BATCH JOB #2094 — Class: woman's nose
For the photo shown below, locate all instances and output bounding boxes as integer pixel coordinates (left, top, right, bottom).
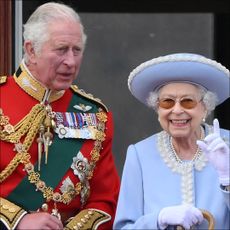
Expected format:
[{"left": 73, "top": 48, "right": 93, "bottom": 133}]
[{"left": 171, "top": 101, "right": 184, "bottom": 113}]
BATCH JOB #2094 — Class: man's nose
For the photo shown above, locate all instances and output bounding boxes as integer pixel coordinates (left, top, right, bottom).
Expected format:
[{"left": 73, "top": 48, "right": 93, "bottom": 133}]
[{"left": 63, "top": 51, "right": 76, "bottom": 66}]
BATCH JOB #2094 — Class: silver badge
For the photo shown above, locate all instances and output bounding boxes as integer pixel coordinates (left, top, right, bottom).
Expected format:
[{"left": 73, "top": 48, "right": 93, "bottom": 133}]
[{"left": 73, "top": 104, "right": 92, "bottom": 112}]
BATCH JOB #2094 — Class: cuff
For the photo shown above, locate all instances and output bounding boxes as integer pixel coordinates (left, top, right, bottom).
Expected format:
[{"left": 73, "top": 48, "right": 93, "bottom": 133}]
[
  {"left": 157, "top": 209, "right": 168, "bottom": 230},
  {"left": 64, "top": 208, "right": 111, "bottom": 230},
  {"left": 220, "top": 184, "right": 230, "bottom": 192},
  {"left": 219, "top": 177, "right": 230, "bottom": 186},
  {"left": 0, "top": 197, "right": 27, "bottom": 229}
]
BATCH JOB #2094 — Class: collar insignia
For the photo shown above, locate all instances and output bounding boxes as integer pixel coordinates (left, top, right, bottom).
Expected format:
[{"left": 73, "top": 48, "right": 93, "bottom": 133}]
[{"left": 14, "top": 60, "right": 65, "bottom": 102}]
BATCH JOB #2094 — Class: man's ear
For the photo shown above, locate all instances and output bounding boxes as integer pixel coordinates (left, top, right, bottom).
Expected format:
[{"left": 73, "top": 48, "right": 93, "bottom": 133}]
[{"left": 24, "top": 41, "right": 37, "bottom": 64}]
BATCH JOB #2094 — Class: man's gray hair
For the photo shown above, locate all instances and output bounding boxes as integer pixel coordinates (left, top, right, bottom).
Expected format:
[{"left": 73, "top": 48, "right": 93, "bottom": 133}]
[{"left": 23, "top": 2, "right": 87, "bottom": 62}]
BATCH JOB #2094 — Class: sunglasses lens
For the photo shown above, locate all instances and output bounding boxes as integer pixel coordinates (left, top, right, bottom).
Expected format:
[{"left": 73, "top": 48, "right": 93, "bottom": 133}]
[
  {"left": 158, "top": 98, "right": 198, "bottom": 109},
  {"left": 180, "top": 98, "right": 198, "bottom": 109},
  {"left": 158, "top": 99, "right": 175, "bottom": 109}
]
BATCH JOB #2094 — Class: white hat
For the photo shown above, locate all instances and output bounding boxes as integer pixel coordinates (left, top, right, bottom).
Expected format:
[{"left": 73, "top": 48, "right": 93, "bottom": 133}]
[{"left": 128, "top": 53, "right": 230, "bottom": 105}]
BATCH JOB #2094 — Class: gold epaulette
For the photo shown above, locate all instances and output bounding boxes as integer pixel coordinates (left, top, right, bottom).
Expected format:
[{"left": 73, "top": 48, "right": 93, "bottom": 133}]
[
  {"left": 0, "top": 76, "right": 7, "bottom": 85},
  {"left": 64, "top": 208, "right": 111, "bottom": 230},
  {"left": 71, "top": 85, "right": 108, "bottom": 112},
  {"left": 0, "top": 197, "right": 27, "bottom": 229}
]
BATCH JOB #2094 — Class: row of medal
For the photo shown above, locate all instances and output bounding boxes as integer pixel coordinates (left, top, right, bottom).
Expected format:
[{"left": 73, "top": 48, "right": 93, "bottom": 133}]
[{"left": 54, "top": 112, "right": 98, "bottom": 139}]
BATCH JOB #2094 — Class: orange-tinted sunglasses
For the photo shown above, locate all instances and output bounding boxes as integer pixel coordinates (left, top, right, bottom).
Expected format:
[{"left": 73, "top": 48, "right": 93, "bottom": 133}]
[{"left": 158, "top": 98, "right": 201, "bottom": 109}]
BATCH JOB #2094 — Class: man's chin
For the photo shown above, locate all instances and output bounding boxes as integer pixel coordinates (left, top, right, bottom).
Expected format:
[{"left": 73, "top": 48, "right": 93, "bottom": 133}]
[{"left": 51, "top": 82, "right": 71, "bottom": 91}]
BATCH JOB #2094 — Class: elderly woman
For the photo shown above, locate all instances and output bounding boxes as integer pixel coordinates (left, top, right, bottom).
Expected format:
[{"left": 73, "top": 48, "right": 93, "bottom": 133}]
[{"left": 113, "top": 53, "right": 229, "bottom": 229}]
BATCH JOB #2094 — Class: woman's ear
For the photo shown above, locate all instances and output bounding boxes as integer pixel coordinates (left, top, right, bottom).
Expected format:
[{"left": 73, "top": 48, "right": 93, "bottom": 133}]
[{"left": 24, "top": 41, "right": 36, "bottom": 64}]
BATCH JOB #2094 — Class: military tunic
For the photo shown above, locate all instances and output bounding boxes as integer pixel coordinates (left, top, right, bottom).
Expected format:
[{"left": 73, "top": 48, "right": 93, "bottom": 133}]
[{"left": 0, "top": 62, "right": 120, "bottom": 229}]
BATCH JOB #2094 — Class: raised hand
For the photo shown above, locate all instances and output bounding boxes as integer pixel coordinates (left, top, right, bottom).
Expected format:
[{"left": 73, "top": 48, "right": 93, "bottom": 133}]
[{"left": 197, "top": 119, "right": 230, "bottom": 185}]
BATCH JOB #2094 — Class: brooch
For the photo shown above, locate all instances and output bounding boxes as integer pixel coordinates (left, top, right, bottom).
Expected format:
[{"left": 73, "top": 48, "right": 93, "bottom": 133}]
[
  {"left": 73, "top": 104, "right": 92, "bottom": 112},
  {"left": 71, "top": 151, "right": 91, "bottom": 205}
]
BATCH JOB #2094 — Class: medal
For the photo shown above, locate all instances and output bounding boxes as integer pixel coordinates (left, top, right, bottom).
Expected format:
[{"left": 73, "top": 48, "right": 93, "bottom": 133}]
[{"left": 54, "top": 112, "right": 98, "bottom": 139}]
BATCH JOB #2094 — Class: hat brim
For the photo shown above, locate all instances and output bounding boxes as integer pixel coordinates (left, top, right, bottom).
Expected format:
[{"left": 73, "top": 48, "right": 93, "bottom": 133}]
[{"left": 129, "top": 57, "right": 230, "bottom": 106}]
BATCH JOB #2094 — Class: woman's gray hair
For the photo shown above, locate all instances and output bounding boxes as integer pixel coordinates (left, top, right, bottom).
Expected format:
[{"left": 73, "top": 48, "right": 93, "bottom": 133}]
[
  {"left": 23, "top": 2, "right": 87, "bottom": 63},
  {"left": 147, "top": 83, "right": 218, "bottom": 115}
]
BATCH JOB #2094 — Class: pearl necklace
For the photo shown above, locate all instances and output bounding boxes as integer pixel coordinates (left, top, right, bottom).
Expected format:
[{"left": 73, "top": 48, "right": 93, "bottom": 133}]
[
  {"left": 157, "top": 126, "right": 210, "bottom": 205},
  {"left": 169, "top": 136, "right": 203, "bottom": 164}
]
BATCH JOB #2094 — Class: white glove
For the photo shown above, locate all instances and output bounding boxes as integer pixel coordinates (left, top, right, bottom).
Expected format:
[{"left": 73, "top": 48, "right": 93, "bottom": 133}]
[
  {"left": 158, "top": 204, "right": 203, "bottom": 229},
  {"left": 197, "top": 119, "right": 230, "bottom": 186}
]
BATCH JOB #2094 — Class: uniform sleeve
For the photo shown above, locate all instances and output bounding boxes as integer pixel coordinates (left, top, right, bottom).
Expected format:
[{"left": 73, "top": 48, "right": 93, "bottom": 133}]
[
  {"left": 0, "top": 197, "right": 27, "bottom": 230},
  {"left": 113, "top": 144, "right": 159, "bottom": 229},
  {"left": 65, "top": 112, "right": 120, "bottom": 230}
]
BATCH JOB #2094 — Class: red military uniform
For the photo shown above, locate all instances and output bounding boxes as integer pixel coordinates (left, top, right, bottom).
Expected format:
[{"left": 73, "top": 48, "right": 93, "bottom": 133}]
[{"left": 0, "top": 62, "right": 120, "bottom": 229}]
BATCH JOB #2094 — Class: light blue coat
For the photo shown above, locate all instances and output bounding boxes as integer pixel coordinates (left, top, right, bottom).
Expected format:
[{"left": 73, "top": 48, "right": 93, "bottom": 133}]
[{"left": 113, "top": 127, "right": 230, "bottom": 229}]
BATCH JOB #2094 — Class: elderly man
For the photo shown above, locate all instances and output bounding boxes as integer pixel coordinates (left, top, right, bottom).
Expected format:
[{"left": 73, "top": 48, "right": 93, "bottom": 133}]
[{"left": 0, "top": 2, "right": 119, "bottom": 230}]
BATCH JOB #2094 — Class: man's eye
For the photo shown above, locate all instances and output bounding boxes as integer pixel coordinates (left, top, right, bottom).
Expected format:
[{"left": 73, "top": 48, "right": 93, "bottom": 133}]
[
  {"left": 57, "top": 47, "right": 67, "bottom": 53},
  {"left": 73, "top": 48, "right": 82, "bottom": 56}
]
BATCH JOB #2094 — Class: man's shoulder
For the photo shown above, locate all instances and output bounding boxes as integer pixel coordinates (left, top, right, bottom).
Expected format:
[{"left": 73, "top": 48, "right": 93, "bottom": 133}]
[
  {"left": 0, "top": 75, "right": 7, "bottom": 85},
  {"left": 70, "top": 84, "right": 108, "bottom": 112}
]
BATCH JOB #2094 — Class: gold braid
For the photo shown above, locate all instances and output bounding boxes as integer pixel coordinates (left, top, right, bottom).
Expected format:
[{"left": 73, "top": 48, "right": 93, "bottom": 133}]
[
  {"left": 1, "top": 105, "right": 107, "bottom": 207},
  {"left": 0, "top": 104, "right": 45, "bottom": 143},
  {"left": 0, "top": 104, "right": 46, "bottom": 183}
]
